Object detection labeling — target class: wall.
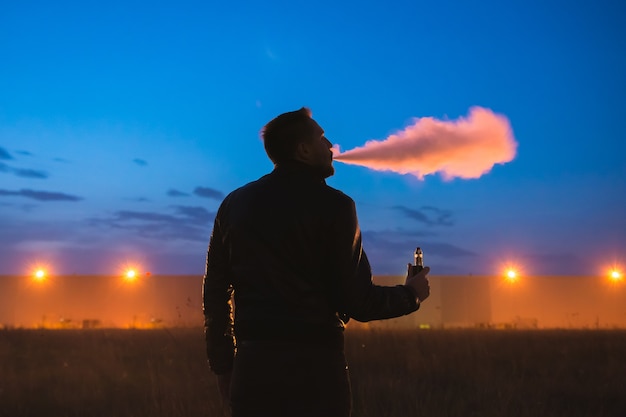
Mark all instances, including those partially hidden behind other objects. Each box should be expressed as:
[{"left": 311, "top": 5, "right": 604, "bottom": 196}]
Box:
[{"left": 1, "top": 274, "right": 624, "bottom": 329}]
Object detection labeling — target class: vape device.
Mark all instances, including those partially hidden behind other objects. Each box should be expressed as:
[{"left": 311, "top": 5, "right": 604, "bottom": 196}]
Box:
[{"left": 410, "top": 247, "right": 424, "bottom": 275}]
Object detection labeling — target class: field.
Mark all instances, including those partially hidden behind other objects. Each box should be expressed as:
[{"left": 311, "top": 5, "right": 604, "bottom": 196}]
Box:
[{"left": 1, "top": 327, "right": 625, "bottom": 417}]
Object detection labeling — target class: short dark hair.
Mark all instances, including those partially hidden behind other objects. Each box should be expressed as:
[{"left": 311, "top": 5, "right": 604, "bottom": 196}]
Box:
[{"left": 261, "top": 107, "right": 314, "bottom": 165}]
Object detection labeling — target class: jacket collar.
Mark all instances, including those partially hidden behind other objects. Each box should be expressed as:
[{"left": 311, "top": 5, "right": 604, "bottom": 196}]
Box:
[{"left": 273, "top": 160, "right": 327, "bottom": 184}]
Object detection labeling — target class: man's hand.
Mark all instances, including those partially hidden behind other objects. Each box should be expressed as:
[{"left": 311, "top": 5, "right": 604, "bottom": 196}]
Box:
[{"left": 405, "top": 265, "right": 431, "bottom": 302}]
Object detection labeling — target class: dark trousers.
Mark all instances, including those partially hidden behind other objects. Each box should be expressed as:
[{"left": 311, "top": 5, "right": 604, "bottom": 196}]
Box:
[{"left": 230, "top": 340, "right": 352, "bottom": 417}]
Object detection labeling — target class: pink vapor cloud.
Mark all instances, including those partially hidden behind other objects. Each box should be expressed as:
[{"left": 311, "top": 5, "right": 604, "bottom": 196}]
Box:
[{"left": 333, "top": 106, "right": 517, "bottom": 180}]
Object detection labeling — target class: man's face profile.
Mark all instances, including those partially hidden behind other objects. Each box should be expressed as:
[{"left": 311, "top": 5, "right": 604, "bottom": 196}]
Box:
[{"left": 301, "top": 118, "right": 335, "bottom": 178}]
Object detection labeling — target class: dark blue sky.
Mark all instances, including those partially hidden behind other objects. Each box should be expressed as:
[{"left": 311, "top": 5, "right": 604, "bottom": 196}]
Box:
[{"left": 1, "top": 0, "right": 624, "bottom": 276}]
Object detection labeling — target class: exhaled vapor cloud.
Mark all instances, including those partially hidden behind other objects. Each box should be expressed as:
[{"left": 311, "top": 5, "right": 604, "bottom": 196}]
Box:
[{"left": 333, "top": 107, "right": 517, "bottom": 180}]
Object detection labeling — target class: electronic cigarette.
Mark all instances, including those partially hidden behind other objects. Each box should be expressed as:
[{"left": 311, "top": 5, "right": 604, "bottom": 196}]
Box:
[{"left": 410, "top": 247, "right": 424, "bottom": 275}]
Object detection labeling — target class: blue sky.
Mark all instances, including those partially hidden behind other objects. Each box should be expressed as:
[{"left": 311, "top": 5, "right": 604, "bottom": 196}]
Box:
[{"left": 1, "top": 0, "right": 624, "bottom": 276}]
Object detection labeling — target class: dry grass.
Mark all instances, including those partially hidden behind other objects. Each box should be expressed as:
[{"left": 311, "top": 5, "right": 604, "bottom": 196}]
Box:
[{"left": 1, "top": 327, "right": 625, "bottom": 417}]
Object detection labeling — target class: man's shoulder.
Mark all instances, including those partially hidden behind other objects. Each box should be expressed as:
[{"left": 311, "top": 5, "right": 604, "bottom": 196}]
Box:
[
  {"left": 320, "top": 182, "right": 354, "bottom": 206},
  {"left": 222, "top": 172, "right": 355, "bottom": 209},
  {"left": 224, "top": 173, "right": 271, "bottom": 198}
]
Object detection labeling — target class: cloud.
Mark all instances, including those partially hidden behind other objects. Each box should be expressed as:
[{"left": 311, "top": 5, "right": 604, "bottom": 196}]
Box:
[
  {"left": 193, "top": 186, "right": 224, "bottom": 200},
  {"left": 424, "top": 242, "right": 477, "bottom": 257},
  {"left": 0, "top": 214, "right": 211, "bottom": 274},
  {"left": 334, "top": 106, "right": 517, "bottom": 180},
  {"left": 174, "top": 205, "right": 214, "bottom": 223},
  {"left": 0, "top": 162, "right": 48, "bottom": 179},
  {"left": 88, "top": 206, "right": 215, "bottom": 241},
  {"left": 0, "top": 147, "right": 13, "bottom": 160},
  {"left": 15, "top": 150, "right": 33, "bottom": 156},
  {"left": 112, "top": 211, "right": 177, "bottom": 223},
  {"left": 361, "top": 229, "right": 475, "bottom": 274},
  {"left": 12, "top": 167, "right": 49, "bottom": 179},
  {"left": 167, "top": 188, "right": 189, "bottom": 197},
  {"left": 133, "top": 158, "right": 148, "bottom": 166},
  {"left": 0, "top": 188, "right": 83, "bottom": 201},
  {"left": 0, "top": 201, "right": 38, "bottom": 213},
  {"left": 0, "top": 218, "right": 79, "bottom": 244},
  {"left": 392, "top": 205, "right": 454, "bottom": 226}
]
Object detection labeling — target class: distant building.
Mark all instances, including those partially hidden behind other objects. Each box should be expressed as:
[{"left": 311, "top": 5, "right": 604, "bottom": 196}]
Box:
[{"left": 0, "top": 275, "right": 624, "bottom": 329}]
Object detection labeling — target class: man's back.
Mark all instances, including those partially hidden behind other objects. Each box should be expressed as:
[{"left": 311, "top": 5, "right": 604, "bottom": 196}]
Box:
[{"left": 209, "top": 161, "right": 352, "bottom": 335}]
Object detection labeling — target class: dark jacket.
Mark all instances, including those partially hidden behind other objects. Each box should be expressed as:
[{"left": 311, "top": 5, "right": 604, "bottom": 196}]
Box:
[{"left": 203, "top": 161, "right": 419, "bottom": 374}]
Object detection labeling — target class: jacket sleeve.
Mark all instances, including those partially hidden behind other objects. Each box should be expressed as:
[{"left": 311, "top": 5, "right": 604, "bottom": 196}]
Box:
[
  {"left": 331, "top": 197, "right": 419, "bottom": 322},
  {"left": 202, "top": 208, "right": 235, "bottom": 375}
]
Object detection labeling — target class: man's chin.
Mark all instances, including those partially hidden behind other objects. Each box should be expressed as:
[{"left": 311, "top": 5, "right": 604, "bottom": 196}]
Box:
[{"left": 322, "top": 164, "right": 335, "bottom": 179}]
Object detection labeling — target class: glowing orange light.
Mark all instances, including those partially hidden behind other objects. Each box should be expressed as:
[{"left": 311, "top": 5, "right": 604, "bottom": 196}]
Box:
[
  {"left": 33, "top": 269, "right": 47, "bottom": 282},
  {"left": 505, "top": 269, "right": 518, "bottom": 281},
  {"left": 609, "top": 269, "right": 623, "bottom": 282},
  {"left": 124, "top": 269, "right": 137, "bottom": 282}
]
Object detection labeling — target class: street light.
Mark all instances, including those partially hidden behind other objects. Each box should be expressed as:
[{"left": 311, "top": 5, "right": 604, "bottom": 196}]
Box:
[
  {"left": 506, "top": 269, "right": 518, "bottom": 282},
  {"left": 609, "top": 269, "right": 623, "bottom": 283},
  {"left": 30, "top": 265, "right": 49, "bottom": 283},
  {"left": 124, "top": 268, "right": 138, "bottom": 282},
  {"left": 502, "top": 262, "right": 521, "bottom": 283}
]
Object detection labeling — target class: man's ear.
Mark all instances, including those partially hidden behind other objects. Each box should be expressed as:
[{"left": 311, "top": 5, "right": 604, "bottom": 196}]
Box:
[{"left": 294, "top": 141, "right": 311, "bottom": 163}]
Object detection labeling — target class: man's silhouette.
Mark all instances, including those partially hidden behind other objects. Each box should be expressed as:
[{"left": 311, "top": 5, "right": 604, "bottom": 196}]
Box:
[{"left": 203, "top": 107, "right": 430, "bottom": 417}]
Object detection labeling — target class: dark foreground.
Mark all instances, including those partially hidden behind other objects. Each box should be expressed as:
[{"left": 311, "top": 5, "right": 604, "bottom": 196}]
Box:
[{"left": 1, "top": 327, "right": 625, "bottom": 417}]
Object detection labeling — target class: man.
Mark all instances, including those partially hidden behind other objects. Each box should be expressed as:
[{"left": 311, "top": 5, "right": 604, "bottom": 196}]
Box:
[{"left": 203, "top": 107, "right": 430, "bottom": 417}]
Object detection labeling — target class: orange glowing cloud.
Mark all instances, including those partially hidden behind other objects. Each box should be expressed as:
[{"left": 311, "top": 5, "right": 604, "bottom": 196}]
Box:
[{"left": 333, "top": 107, "right": 517, "bottom": 180}]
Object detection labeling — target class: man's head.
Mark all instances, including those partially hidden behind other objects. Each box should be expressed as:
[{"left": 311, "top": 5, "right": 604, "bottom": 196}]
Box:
[{"left": 261, "top": 107, "right": 334, "bottom": 178}]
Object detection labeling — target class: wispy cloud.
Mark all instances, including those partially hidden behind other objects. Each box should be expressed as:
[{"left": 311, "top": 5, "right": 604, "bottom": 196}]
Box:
[
  {"left": 0, "top": 188, "right": 83, "bottom": 201},
  {"left": 0, "top": 218, "right": 78, "bottom": 244},
  {"left": 392, "top": 205, "right": 454, "bottom": 226},
  {"left": 113, "top": 211, "right": 179, "bottom": 223},
  {"left": 0, "top": 147, "right": 13, "bottom": 160},
  {"left": 88, "top": 205, "right": 215, "bottom": 241},
  {"left": 193, "top": 186, "right": 224, "bottom": 200},
  {"left": 133, "top": 158, "right": 148, "bottom": 166},
  {"left": 174, "top": 205, "right": 214, "bottom": 223},
  {"left": 0, "top": 201, "right": 37, "bottom": 212},
  {"left": 12, "top": 167, "right": 48, "bottom": 179},
  {"left": 0, "top": 161, "right": 49, "bottom": 179},
  {"left": 15, "top": 150, "right": 33, "bottom": 156},
  {"left": 167, "top": 189, "right": 189, "bottom": 197},
  {"left": 362, "top": 229, "right": 475, "bottom": 274}
]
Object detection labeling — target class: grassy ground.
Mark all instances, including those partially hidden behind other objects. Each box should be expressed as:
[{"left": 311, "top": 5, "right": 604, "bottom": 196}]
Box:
[{"left": 1, "top": 327, "right": 625, "bottom": 417}]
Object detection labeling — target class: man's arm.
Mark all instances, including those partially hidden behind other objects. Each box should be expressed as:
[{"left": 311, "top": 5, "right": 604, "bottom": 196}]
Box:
[
  {"left": 202, "top": 210, "right": 235, "bottom": 375},
  {"left": 331, "top": 197, "right": 425, "bottom": 322}
]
